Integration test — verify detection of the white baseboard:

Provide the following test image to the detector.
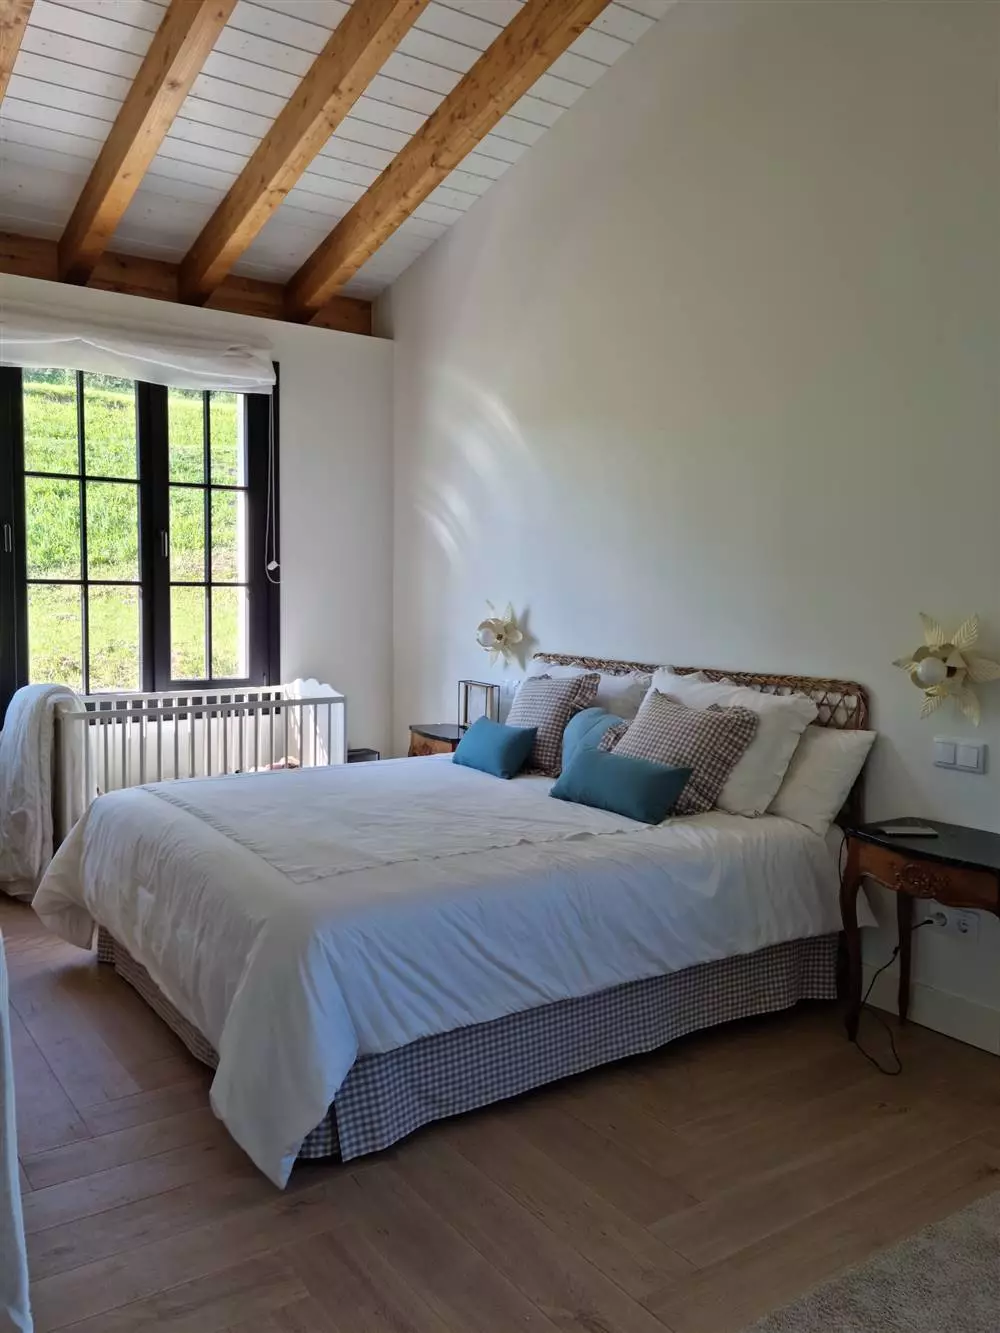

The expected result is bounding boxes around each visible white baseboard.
[861,963,1000,1055]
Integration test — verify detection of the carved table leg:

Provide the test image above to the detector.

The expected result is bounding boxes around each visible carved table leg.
[840,840,863,1041]
[897,891,914,1024]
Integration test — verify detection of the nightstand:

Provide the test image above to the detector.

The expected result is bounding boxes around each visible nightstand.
[408,723,465,757]
[840,818,1000,1040]
[347,747,381,763]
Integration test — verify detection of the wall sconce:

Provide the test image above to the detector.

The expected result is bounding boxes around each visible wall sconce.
[475,602,523,665]
[894,613,1000,724]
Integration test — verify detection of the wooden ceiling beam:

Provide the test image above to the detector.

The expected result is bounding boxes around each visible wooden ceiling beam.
[0,0,33,105]
[58,0,237,286]
[179,0,429,306]
[0,231,373,336]
[284,0,613,322]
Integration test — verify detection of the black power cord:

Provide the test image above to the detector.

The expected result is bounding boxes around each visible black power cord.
[836,829,935,1076]
[851,922,934,1076]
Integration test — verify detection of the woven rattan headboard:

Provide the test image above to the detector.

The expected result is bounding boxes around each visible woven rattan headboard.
[532,653,871,824]
[531,654,869,730]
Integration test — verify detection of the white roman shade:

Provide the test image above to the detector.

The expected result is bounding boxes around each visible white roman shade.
[0,305,275,393]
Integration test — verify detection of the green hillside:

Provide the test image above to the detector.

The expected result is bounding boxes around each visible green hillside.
[22,374,244,690]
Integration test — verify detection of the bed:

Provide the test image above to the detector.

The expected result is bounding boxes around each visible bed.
[33,657,871,1188]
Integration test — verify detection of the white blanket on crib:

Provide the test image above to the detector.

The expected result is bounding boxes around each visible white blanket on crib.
[0,685,82,901]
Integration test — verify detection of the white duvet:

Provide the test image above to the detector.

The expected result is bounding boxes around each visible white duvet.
[34,756,866,1187]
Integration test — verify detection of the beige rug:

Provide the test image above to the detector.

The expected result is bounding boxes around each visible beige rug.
[746,1191,1000,1331]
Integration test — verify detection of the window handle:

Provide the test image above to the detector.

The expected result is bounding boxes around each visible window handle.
[2,522,11,555]
[160,529,169,559]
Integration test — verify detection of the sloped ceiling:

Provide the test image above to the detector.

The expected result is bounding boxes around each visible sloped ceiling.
[0,0,672,301]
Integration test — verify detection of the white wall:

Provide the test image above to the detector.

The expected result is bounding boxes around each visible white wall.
[0,273,394,755]
[381,1,1000,1048]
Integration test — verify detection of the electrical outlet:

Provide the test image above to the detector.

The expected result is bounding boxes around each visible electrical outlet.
[954,909,980,940]
[922,905,980,941]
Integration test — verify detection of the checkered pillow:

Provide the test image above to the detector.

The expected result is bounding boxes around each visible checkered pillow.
[609,691,759,815]
[506,673,599,776]
[597,721,630,752]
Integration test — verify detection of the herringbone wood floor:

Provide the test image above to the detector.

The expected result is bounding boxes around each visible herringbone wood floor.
[3,896,999,1333]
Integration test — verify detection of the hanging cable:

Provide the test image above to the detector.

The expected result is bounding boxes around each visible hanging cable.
[838,833,935,1076]
[264,390,280,585]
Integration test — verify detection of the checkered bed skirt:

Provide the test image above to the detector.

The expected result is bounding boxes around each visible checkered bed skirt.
[96,927,838,1162]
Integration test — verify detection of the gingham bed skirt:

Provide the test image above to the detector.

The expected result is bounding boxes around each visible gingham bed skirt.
[96,927,839,1162]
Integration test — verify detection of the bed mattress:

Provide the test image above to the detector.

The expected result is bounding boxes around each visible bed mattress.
[34,755,864,1186]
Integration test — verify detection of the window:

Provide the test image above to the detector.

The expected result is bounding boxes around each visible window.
[167,387,250,682]
[0,367,278,709]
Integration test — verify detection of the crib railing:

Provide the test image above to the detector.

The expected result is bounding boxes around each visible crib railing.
[54,685,346,828]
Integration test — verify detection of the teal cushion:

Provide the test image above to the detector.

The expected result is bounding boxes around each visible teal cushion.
[453,716,538,780]
[561,707,624,770]
[551,748,692,824]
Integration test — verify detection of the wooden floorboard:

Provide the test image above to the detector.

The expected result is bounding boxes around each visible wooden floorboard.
[4,897,1000,1333]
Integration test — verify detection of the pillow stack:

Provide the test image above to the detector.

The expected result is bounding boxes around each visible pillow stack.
[592,668,875,832]
[463,659,876,835]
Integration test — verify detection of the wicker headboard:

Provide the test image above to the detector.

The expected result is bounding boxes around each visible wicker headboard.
[531,653,871,823]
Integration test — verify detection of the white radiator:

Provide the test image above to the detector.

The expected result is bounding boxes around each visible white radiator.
[54,683,346,829]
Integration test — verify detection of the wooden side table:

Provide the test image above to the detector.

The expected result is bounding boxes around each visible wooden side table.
[840,817,1000,1040]
[408,723,465,757]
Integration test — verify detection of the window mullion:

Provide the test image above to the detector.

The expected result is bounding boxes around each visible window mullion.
[245,383,279,686]
[76,372,91,694]
[138,382,170,691]
[203,392,212,680]
[0,368,27,715]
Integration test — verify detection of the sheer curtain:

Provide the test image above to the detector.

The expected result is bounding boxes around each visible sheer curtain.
[0,304,275,393]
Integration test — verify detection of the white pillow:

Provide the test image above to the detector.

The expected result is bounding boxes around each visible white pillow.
[770,726,876,835]
[526,661,655,721]
[649,669,817,816]
[649,668,707,696]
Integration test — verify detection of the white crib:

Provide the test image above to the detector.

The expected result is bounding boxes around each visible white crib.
[54,683,346,835]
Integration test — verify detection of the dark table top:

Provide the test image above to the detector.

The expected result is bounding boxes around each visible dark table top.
[411,723,466,742]
[849,817,1000,874]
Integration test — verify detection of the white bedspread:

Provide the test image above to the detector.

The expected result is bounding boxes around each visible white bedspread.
[34,756,864,1188]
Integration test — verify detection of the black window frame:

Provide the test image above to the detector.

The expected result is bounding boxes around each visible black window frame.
[0,365,279,712]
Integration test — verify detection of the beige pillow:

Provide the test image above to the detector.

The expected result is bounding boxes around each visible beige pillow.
[771,726,876,834]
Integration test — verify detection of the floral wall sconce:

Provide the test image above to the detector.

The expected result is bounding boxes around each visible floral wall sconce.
[894,613,1000,724]
[475,603,523,665]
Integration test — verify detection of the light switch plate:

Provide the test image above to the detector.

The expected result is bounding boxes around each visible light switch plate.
[934,737,987,773]
[956,741,987,773]
[933,738,957,768]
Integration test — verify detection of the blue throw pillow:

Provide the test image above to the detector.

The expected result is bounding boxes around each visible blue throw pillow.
[562,707,625,770]
[453,716,538,780]
[551,747,692,824]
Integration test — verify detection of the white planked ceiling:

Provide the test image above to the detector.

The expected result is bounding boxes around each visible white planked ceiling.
[0,0,673,300]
